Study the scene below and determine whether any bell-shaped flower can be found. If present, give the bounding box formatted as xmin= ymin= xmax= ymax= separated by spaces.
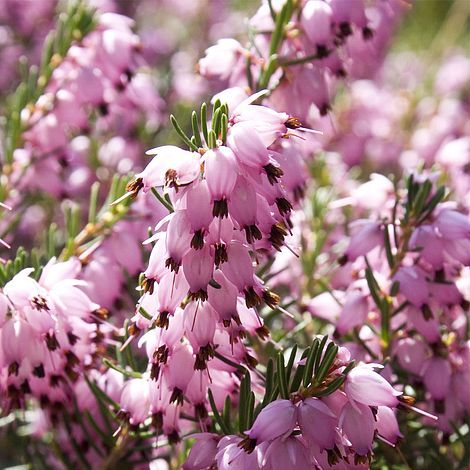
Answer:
xmin=336 ymin=291 xmax=369 ymax=335
xmin=184 ymin=301 xmax=217 ymax=352
xmin=229 ymin=176 xmax=259 ymax=236
xmin=395 ymin=337 xmax=430 ymax=376
xmin=39 ymin=257 xmax=81 ymax=290
xmin=261 ymin=435 xmax=312 ymax=469
xmin=245 ymin=399 xmax=297 ymax=443
xmin=298 ymin=398 xmax=337 ymax=450
xmin=183 ymin=433 xmax=219 ymax=470
xmin=120 ymin=378 xmax=151 ymax=425
xmin=182 ymin=245 xmax=214 ymax=299
xmin=3 ymin=268 xmax=44 ymax=310
xmin=220 ymin=242 xmax=255 ymax=292
xmin=227 ymin=123 xmax=270 ymax=169
xmin=137 ymin=146 xmax=200 ymax=191
xmin=216 ymin=435 xmax=262 ymax=470
xmin=199 ymin=39 xmax=244 ymax=81
xmin=344 ymin=364 xmax=401 ymax=407
xmin=344 ymin=219 xmax=383 ymax=263
xmin=406 ymin=306 xmax=440 ymax=343
xmin=340 ymin=401 xmax=375 ymax=456
xmin=165 ymin=344 xmax=195 ymax=404
xmin=435 ymin=210 xmax=470 ymax=240
xmin=376 ymin=406 xmax=402 ymax=445
xmin=186 ymin=181 xmax=213 ymax=246
xmin=301 ymin=0 xmax=333 ymax=48
xmin=231 ymin=105 xmax=290 ymax=147
xmin=410 ymin=225 xmax=445 ymax=268
xmin=207 ymin=271 xmax=239 ymax=325
xmin=165 ymin=211 xmax=193 ymax=272
xmin=156 ymin=271 xmax=189 ymax=325
xmin=393 ymin=266 xmax=429 ymax=307
xmin=144 ymin=235 xmax=168 ymax=283
xmin=204 ymin=146 xmax=238 ymax=204
xmin=423 ymin=356 xmax=452 ymax=400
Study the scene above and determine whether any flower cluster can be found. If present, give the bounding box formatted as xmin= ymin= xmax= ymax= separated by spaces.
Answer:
xmin=199 ymin=0 xmax=407 ymax=123
xmin=8 ymin=11 xmax=163 ymax=203
xmin=303 ymin=173 xmax=470 ymax=433
xmin=186 ymin=345 xmax=408 ymax=469
xmin=323 ymin=49 xmax=470 ymax=170
xmin=134 ymin=98 xmax=306 ymax=319
xmin=0 ymin=257 xmax=108 ymax=412
xmin=0 ymin=0 xmax=57 ymax=95
xmin=115 ymin=98 xmax=311 ymax=439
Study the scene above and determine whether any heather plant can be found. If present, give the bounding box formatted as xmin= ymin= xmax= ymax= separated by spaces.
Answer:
xmin=0 ymin=1 xmax=469 ymax=469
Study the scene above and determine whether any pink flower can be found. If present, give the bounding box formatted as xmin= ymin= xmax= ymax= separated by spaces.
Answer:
xmin=207 ymin=271 xmax=239 ymax=325
xmin=165 ymin=344 xmax=195 ymax=404
xmin=216 ymin=435 xmax=261 ymax=470
xmin=435 ymin=210 xmax=470 ymax=240
xmin=138 ymin=146 xmax=200 ymax=191
xmin=395 ymin=337 xmax=430 ymax=376
xmin=298 ymin=398 xmax=337 ymax=450
xmin=393 ymin=266 xmax=429 ymax=307
xmin=336 ymin=291 xmax=369 ymax=334
xmin=301 ymin=0 xmax=333 ymax=48
xmin=376 ymin=406 xmax=402 ymax=445
xmin=406 ymin=306 xmax=441 ymax=343
xmin=182 ymin=245 xmax=214 ymax=299
xmin=340 ymin=401 xmax=375 ymax=456
xmin=199 ymin=39 xmax=244 ymax=82
xmin=165 ymin=211 xmax=193 ymax=272
xmin=185 ymin=181 xmax=214 ymax=245
xmin=410 ymin=225 xmax=445 ymax=268
xmin=345 ymin=364 xmax=401 ymax=407
xmin=245 ymin=399 xmax=297 ymax=443
xmin=119 ymin=378 xmax=151 ymax=425
xmin=261 ymin=435 xmax=312 ymax=469
xmin=230 ymin=105 xmax=290 ymax=147
xmin=183 ymin=433 xmax=219 ymax=470
xmin=423 ymin=357 xmax=452 ymax=400
xmin=227 ymin=123 xmax=270 ymax=170
xmin=203 ymin=146 xmax=238 ymax=214
xmin=182 ymin=303 xmax=216 ymax=349
xmin=344 ymin=219 xmax=384 ymax=263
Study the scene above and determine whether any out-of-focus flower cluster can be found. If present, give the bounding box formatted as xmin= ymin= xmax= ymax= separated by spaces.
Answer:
xmin=199 ymin=0 xmax=406 ymax=123
xmin=13 ymin=12 xmax=163 ymax=201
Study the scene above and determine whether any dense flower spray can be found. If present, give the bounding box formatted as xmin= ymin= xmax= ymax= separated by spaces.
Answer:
xmin=0 ymin=258 xmax=108 ymax=411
